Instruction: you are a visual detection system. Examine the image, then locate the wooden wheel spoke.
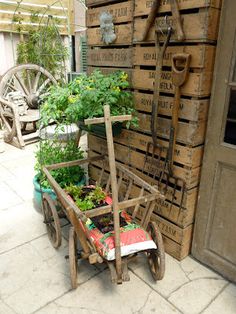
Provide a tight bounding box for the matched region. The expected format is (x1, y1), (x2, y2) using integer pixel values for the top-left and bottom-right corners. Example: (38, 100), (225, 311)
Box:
(26, 69), (33, 93)
(14, 73), (30, 96)
(33, 71), (41, 93)
(36, 78), (51, 96)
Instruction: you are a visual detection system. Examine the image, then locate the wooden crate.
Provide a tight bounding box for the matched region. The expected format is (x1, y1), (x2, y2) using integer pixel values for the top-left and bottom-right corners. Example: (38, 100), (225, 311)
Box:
(133, 92), (209, 122)
(133, 8), (221, 43)
(87, 24), (133, 46)
(132, 68), (213, 98)
(88, 135), (201, 189)
(86, 1), (133, 27)
(134, 0), (221, 16)
(136, 112), (206, 146)
(115, 129), (204, 168)
(133, 44), (216, 72)
(87, 48), (133, 67)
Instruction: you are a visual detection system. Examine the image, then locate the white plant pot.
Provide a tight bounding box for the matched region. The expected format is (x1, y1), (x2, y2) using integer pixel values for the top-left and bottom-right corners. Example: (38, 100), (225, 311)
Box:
(0, 130), (5, 153)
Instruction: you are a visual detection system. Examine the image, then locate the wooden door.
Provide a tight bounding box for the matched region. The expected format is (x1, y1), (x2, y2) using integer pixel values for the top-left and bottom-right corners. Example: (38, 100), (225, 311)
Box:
(192, 0), (236, 282)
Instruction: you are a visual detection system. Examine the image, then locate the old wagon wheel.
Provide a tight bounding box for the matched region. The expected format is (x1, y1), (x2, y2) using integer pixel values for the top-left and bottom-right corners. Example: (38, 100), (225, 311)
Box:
(69, 227), (78, 289)
(0, 64), (57, 108)
(147, 221), (165, 280)
(42, 193), (62, 249)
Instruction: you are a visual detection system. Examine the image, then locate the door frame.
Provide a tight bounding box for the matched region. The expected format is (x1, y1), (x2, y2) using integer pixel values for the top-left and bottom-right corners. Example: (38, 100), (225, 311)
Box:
(192, 0), (236, 282)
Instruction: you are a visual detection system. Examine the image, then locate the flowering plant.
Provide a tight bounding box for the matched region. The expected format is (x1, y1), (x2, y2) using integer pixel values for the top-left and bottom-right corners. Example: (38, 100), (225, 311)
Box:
(40, 70), (138, 128)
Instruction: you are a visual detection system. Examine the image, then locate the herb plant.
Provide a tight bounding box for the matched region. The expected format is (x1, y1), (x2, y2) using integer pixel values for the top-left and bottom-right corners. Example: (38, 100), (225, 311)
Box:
(35, 140), (84, 189)
(40, 70), (138, 128)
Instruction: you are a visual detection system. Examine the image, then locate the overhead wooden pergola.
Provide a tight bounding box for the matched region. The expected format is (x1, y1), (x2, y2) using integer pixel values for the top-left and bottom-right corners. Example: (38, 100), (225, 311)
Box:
(0, 0), (75, 35)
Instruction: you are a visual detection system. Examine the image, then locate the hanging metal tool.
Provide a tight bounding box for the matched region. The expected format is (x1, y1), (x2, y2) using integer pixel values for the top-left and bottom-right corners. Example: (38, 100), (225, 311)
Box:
(163, 53), (191, 215)
(142, 0), (161, 41)
(143, 19), (172, 178)
(141, 0), (190, 218)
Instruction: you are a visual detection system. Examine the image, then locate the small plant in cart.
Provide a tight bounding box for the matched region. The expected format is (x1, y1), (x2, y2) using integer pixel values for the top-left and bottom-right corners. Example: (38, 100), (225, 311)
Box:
(65, 185), (107, 211)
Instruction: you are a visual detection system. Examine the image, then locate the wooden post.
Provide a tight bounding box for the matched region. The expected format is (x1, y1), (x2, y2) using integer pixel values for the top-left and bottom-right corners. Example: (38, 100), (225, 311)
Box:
(84, 106), (132, 283)
(104, 105), (122, 283)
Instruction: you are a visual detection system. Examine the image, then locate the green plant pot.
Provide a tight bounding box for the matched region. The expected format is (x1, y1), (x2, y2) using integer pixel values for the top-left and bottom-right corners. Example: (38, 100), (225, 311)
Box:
(33, 175), (86, 213)
(78, 121), (123, 137)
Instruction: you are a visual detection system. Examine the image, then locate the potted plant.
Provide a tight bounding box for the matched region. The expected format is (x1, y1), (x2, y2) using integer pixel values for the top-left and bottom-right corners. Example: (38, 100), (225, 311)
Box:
(40, 70), (138, 136)
(33, 139), (85, 212)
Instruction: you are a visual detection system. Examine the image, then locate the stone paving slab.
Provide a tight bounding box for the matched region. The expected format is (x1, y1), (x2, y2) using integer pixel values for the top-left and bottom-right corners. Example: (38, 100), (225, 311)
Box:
(0, 300), (16, 314)
(36, 270), (180, 314)
(129, 253), (190, 298)
(0, 234), (101, 314)
(0, 181), (23, 211)
(168, 277), (227, 314)
(0, 200), (45, 254)
(202, 283), (236, 314)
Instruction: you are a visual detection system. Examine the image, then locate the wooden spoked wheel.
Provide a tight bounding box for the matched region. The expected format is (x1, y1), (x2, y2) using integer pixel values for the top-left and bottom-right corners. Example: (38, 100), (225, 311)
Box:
(0, 64), (57, 108)
(42, 193), (62, 249)
(69, 227), (78, 289)
(147, 221), (165, 280)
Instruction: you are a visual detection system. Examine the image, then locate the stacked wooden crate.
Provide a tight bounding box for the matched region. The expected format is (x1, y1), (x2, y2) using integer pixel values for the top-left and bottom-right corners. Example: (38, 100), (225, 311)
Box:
(86, 0), (222, 260)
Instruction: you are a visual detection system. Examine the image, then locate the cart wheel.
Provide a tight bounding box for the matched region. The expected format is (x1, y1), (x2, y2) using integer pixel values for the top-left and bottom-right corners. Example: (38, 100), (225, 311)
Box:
(147, 221), (165, 280)
(42, 193), (61, 249)
(69, 227), (78, 289)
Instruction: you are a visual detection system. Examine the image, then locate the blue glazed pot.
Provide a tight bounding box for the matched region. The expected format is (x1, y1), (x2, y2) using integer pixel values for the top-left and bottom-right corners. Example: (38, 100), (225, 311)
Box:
(33, 175), (86, 213)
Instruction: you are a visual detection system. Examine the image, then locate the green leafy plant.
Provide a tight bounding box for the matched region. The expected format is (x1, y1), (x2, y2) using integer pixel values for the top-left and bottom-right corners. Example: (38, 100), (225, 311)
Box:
(34, 140), (84, 189)
(65, 185), (106, 211)
(16, 13), (68, 78)
(40, 70), (138, 128)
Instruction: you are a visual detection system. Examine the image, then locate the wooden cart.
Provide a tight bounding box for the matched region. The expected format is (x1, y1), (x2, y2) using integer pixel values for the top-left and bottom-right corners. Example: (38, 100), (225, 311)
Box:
(41, 105), (165, 287)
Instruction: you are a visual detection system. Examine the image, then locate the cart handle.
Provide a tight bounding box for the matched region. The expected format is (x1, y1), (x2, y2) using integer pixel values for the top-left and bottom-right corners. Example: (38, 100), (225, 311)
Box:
(84, 115), (132, 125)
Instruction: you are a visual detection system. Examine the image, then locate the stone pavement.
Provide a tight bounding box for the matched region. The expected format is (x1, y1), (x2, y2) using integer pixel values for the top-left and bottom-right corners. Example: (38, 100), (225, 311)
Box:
(0, 139), (235, 314)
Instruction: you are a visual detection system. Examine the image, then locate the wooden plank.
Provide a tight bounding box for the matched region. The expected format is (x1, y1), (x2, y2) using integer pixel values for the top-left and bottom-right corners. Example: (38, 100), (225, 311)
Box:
(162, 234), (192, 260)
(133, 45), (216, 71)
(86, 1), (133, 27)
(136, 113), (206, 146)
(0, 22), (68, 34)
(132, 69), (213, 98)
(133, 92), (209, 122)
(134, 0), (222, 17)
(87, 23), (132, 46)
(87, 48), (133, 67)
(151, 214), (193, 244)
(133, 9), (221, 43)
(0, 3), (68, 16)
(115, 129), (204, 168)
(88, 135), (201, 189)
(86, 0), (119, 7)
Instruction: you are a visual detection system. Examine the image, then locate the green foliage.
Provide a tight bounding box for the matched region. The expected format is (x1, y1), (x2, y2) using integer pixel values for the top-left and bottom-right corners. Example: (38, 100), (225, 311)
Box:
(65, 185), (106, 211)
(16, 13), (68, 78)
(40, 70), (138, 128)
(35, 140), (84, 189)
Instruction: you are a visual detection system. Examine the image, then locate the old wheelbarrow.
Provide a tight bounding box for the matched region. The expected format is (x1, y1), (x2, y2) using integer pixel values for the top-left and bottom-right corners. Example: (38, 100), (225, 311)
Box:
(41, 105), (165, 288)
